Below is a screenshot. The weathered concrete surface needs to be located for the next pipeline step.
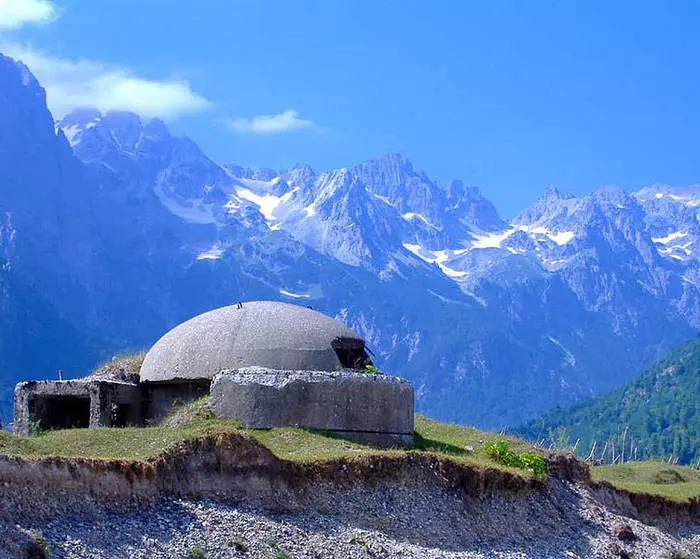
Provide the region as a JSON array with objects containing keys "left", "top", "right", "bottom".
[
  {"left": 14, "top": 379, "right": 140, "bottom": 436},
  {"left": 140, "top": 301, "right": 368, "bottom": 383},
  {"left": 210, "top": 368, "right": 414, "bottom": 447}
]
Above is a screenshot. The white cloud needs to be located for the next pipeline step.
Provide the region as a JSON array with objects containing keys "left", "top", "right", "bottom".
[
  {"left": 229, "top": 109, "right": 322, "bottom": 135},
  {"left": 3, "top": 44, "right": 211, "bottom": 119},
  {"left": 0, "top": 0, "right": 55, "bottom": 29}
]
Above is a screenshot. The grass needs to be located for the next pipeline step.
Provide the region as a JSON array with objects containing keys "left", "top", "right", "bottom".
[
  {"left": 0, "top": 421, "right": 231, "bottom": 460},
  {"left": 591, "top": 461, "right": 700, "bottom": 502},
  {"left": 0, "top": 397, "right": 538, "bottom": 476},
  {"left": 1, "top": 397, "right": 698, "bottom": 501}
]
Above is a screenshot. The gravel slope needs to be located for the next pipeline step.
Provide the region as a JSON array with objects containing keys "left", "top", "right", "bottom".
[{"left": 10, "top": 480, "right": 699, "bottom": 559}]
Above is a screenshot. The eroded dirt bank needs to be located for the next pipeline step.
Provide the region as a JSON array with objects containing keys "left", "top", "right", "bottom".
[{"left": 0, "top": 433, "right": 698, "bottom": 558}]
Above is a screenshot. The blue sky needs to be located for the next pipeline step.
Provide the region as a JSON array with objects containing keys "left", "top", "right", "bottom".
[{"left": 2, "top": 0, "right": 700, "bottom": 216}]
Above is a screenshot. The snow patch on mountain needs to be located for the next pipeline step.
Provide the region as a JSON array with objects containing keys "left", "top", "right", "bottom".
[
  {"left": 548, "top": 336, "right": 576, "bottom": 367},
  {"left": 402, "top": 212, "right": 438, "bottom": 229},
  {"left": 154, "top": 182, "right": 217, "bottom": 225},
  {"left": 652, "top": 231, "right": 688, "bottom": 244},
  {"left": 402, "top": 243, "right": 469, "bottom": 279},
  {"left": 471, "top": 229, "right": 515, "bottom": 249},
  {"left": 197, "top": 245, "right": 224, "bottom": 260},
  {"left": 470, "top": 226, "right": 575, "bottom": 250},
  {"left": 681, "top": 274, "right": 699, "bottom": 289}
]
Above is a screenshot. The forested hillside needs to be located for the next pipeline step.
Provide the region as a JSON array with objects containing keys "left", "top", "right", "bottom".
[{"left": 518, "top": 336, "right": 700, "bottom": 465}]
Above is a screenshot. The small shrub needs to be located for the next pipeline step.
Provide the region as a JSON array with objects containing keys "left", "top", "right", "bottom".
[
  {"left": 484, "top": 439, "right": 513, "bottom": 463},
  {"left": 29, "top": 420, "right": 43, "bottom": 437},
  {"left": 518, "top": 452, "right": 547, "bottom": 476},
  {"left": 349, "top": 535, "right": 368, "bottom": 551},
  {"left": 187, "top": 545, "right": 207, "bottom": 559},
  {"left": 229, "top": 536, "right": 247, "bottom": 553},
  {"left": 663, "top": 551, "right": 689, "bottom": 559},
  {"left": 266, "top": 538, "right": 288, "bottom": 558},
  {"left": 27, "top": 530, "right": 51, "bottom": 558},
  {"left": 361, "top": 364, "right": 378, "bottom": 375},
  {"left": 484, "top": 439, "right": 546, "bottom": 476}
]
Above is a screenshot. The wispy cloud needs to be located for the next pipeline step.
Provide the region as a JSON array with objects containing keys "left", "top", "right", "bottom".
[
  {"left": 0, "top": 0, "right": 56, "bottom": 29},
  {"left": 3, "top": 44, "right": 211, "bottom": 119},
  {"left": 229, "top": 109, "right": 323, "bottom": 135}
]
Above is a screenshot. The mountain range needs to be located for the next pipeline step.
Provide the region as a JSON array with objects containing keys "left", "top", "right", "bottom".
[{"left": 1, "top": 52, "right": 698, "bottom": 429}]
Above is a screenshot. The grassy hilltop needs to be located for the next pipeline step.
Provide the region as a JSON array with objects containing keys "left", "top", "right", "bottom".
[{"left": 0, "top": 398, "right": 698, "bottom": 503}]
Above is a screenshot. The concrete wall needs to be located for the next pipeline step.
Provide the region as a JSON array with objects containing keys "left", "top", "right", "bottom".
[
  {"left": 210, "top": 367, "right": 415, "bottom": 448},
  {"left": 14, "top": 380, "right": 140, "bottom": 435}
]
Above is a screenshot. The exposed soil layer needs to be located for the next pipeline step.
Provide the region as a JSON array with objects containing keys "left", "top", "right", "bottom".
[{"left": 0, "top": 432, "right": 698, "bottom": 558}]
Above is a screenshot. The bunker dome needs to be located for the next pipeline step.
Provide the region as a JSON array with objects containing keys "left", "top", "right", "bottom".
[{"left": 140, "top": 300, "right": 372, "bottom": 382}]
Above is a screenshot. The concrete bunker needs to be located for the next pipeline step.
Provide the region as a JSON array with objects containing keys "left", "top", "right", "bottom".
[
  {"left": 14, "top": 301, "right": 415, "bottom": 447},
  {"left": 14, "top": 379, "right": 141, "bottom": 436},
  {"left": 34, "top": 395, "right": 90, "bottom": 430}
]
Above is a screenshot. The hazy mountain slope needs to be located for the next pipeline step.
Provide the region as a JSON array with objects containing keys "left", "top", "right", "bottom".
[
  {"left": 0, "top": 54, "right": 111, "bottom": 410},
  {"left": 517, "top": 336, "right": 700, "bottom": 465}
]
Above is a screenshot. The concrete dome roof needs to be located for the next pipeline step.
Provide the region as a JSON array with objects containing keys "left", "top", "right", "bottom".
[{"left": 140, "top": 301, "right": 367, "bottom": 382}]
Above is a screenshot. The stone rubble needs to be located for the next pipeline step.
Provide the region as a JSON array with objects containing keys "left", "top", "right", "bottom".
[{"left": 10, "top": 481, "right": 698, "bottom": 559}]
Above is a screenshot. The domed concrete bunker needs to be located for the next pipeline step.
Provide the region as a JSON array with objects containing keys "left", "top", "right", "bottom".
[
  {"left": 140, "top": 301, "right": 374, "bottom": 381},
  {"left": 143, "top": 301, "right": 414, "bottom": 447},
  {"left": 14, "top": 301, "right": 414, "bottom": 447}
]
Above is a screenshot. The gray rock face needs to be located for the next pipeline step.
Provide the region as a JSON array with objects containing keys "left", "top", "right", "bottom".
[
  {"left": 209, "top": 367, "right": 414, "bottom": 448},
  {"left": 140, "top": 301, "right": 367, "bottom": 383}
]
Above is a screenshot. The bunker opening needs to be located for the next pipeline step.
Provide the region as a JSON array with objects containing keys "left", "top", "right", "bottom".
[
  {"left": 31, "top": 395, "right": 90, "bottom": 431},
  {"left": 332, "top": 337, "right": 372, "bottom": 369},
  {"left": 110, "top": 402, "right": 134, "bottom": 427}
]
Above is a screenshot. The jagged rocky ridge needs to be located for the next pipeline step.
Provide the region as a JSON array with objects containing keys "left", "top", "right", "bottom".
[{"left": 1, "top": 52, "right": 699, "bottom": 427}]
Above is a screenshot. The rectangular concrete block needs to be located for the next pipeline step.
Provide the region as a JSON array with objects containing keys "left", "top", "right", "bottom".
[{"left": 210, "top": 367, "right": 414, "bottom": 447}]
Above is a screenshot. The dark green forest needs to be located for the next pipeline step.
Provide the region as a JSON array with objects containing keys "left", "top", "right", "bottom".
[{"left": 517, "top": 336, "right": 700, "bottom": 465}]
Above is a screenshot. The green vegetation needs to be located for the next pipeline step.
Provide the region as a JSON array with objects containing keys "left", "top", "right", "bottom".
[
  {"left": 0, "top": 398, "right": 538, "bottom": 475},
  {"left": 268, "top": 537, "right": 289, "bottom": 557},
  {"left": 361, "top": 364, "right": 378, "bottom": 375},
  {"left": 0, "top": 419, "right": 223, "bottom": 460},
  {"left": 187, "top": 545, "right": 208, "bottom": 559},
  {"left": 1, "top": 397, "right": 697, "bottom": 502},
  {"left": 0, "top": 404, "right": 538, "bottom": 475},
  {"left": 518, "top": 336, "right": 700, "bottom": 465},
  {"left": 484, "top": 439, "right": 546, "bottom": 476},
  {"left": 29, "top": 529, "right": 51, "bottom": 558},
  {"left": 228, "top": 537, "right": 247, "bottom": 553},
  {"left": 663, "top": 550, "right": 691, "bottom": 559},
  {"left": 591, "top": 461, "right": 700, "bottom": 502},
  {"left": 90, "top": 352, "right": 145, "bottom": 378}
]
